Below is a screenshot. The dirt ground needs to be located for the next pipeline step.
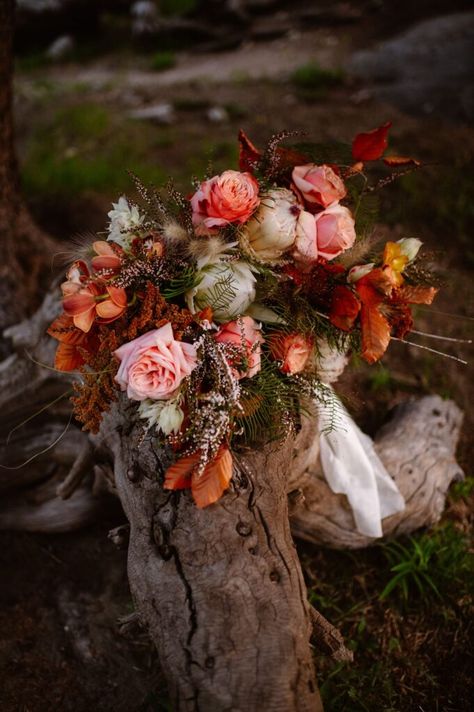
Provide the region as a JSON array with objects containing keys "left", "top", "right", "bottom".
[{"left": 1, "top": 3, "right": 473, "bottom": 711}]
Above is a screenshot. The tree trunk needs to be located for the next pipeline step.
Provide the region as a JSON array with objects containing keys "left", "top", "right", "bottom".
[
  {"left": 0, "top": 0, "right": 56, "bottom": 339},
  {"left": 96, "top": 401, "right": 322, "bottom": 711}
]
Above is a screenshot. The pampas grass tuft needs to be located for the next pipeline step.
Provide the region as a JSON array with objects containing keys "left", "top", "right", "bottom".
[{"left": 162, "top": 220, "right": 189, "bottom": 244}]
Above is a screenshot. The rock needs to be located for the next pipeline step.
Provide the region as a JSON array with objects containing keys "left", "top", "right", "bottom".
[
  {"left": 207, "top": 106, "right": 229, "bottom": 123},
  {"left": 131, "top": 0, "right": 159, "bottom": 37},
  {"left": 349, "top": 12, "right": 474, "bottom": 121},
  {"left": 45, "top": 34, "right": 75, "bottom": 61},
  {"left": 128, "top": 103, "right": 174, "bottom": 124}
]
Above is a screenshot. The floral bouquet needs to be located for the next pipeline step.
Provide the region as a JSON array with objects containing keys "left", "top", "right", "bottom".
[{"left": 48, "top": 125, "right": 438, "bottom": 509}]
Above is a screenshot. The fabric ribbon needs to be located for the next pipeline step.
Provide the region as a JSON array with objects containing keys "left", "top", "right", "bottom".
[{"left": 317, "top": 387, "right": 405, "bottom": 538}]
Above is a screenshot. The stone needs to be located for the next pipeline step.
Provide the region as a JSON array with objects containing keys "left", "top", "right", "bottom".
[{"left": 128, "top": 103, "right": 174, "bottom": 124}]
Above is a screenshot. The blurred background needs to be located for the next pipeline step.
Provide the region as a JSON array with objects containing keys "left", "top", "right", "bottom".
[{"left": 2, "top": 1, "right": 473, "bottom": 710}]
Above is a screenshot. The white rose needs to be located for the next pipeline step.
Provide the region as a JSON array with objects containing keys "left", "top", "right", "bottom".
[
  {"left": 107, "top": 196, "right": 145, "bottom": 249},
  {"left": 138, "top": 398, "right": 184, "bottom": 436},
  {"left": 240, "top": 188, "right": 301, "bottom": 263},
  {"left": 186, "top": 260, "right": 256, "bottom": 322},
  {"left": 397, "top": 238, "right": 422, "bottom": 262}
]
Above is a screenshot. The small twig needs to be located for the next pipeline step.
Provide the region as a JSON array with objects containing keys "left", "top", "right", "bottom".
[{"left": 309, "top": 606, "right": 353, "bottom": 662}]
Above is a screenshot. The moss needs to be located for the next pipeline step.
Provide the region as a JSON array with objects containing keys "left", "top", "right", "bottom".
[
  {"left": 150, "top": 52, "right": 176, "bottom": 72},
  {"left": 291, "top": 63, "right": 344, "bottom": 101}
]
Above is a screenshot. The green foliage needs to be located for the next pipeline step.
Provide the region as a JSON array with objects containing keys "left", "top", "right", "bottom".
[
  {"left": 161, "top": 267, "right": 200, "bottom": 300},
  {"left": 291, "top": 63, "right": 344, "bottom": 100},
  {"left": 450, "top": 475, "right": 474, "bottom": 501},
  {"left": 368, "top": 365, "right": 392, "bottom": 392},
  {"left": 160, "top": 0, "right": 197, "bottom": 16},
  {"left": 150, "top": 51, "right": 176, "bottom": 72},
  {"left": 379, "top": 524, "right": 473, "bottom": 603}
]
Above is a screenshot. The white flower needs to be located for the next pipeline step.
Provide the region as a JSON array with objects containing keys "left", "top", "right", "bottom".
[
  {"left": 397, "top": 238, "right": 422, "bottom": 262},
  {"left": 186, "top": 260, "right": 256, "bottom": 322},
  {"left": 138, "top": 398, "right": 184, "bottom": 436},
  {"left": 347, "top": 263, "right": 375, "bottom": 283},
  {"left": 239, "top": 188, "right": 301, "bottom": 263},
  {"left": 107, "top": 196, "right": 144, "bottom": 249}
]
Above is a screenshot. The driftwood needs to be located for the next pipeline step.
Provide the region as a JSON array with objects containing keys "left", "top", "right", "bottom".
[{"left": 0, "top": 289, "right": 465, "bottom": 709}]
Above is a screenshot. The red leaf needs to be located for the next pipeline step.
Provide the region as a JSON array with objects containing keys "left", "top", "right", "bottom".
[
  {"left": 398, "top": 285, "right": 438, "bottom": 305},
  {"left": 352, "top": 122, "right": 392, "bottom": 161},
  {"left": 192, "top": 446, "right": 233, "bottom": 509},
  {"left": 164, "top": 452, "right": 199, "bottom": 491},
  {"left": 356, "top": 283, "right": 391, "bottom": 364},
  {"left": 329, "top": 286, "right": 360, "bottom": 331},
  {"left": 238, "top": 129, "right": 262, "bottom": 172},
  {"left": 383, "top": 156, "right": 421, "bottom": 167}
]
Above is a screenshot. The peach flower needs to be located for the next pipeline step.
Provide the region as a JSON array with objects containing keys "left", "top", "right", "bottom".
[
  {"left": 294, "top": 203, "right": 356, "bottom": 263},
  {"left": 191, "top": 170, "right": 260, "bottom": 234},
  {"left": 214, "top": 316, "right": 264, "bottom": 379},
  {"left": 114, "top": 324, "right": 197, "bottom": 401},
  {"left": 269, "top": 333, "right": 313, "bottom": 375},
  {"left": 292, "top": 164, "right": 346, "bottom": 209}
]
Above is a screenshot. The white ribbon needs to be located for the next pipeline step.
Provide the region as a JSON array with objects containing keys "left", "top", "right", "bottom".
[{"left": 317, "top": 388, "right": 405, "bottom": 538}]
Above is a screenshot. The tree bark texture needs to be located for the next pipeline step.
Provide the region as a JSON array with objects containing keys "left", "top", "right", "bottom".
[{"left": 95, "top": 404, "right": 322, "bottom": 712}]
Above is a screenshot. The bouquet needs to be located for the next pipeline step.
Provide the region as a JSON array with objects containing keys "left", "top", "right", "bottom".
[{"left": 48, "top": 124, "right": 438, "bottom": 509}]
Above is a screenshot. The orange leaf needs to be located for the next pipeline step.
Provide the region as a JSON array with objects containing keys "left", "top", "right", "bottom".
[
  {"left": 383, "top": 156, "right": 421, "bottom": 167},
  {"left": 54, "top": 342, "right": 86, "bottom": 372},
  {"left": 164, "top": 451, "right": 199, "bottom": 491},
  {"left": 399, "top": 285, "right": 438, "bottom": 305},
  {"left": 329, "top": 286, "right": 360, "bottom": 331},
  {"left": 356, "top": 282, "right": 391, "bottom": 364},
  {"left": 352, "top": 122, "right": 391, "bottom": 161},
  {"left": 192, "top": 446, "right": 233, "bottom": 509},
  {"left": 47, "top": 313, "right": 86, "bottom": 345}
]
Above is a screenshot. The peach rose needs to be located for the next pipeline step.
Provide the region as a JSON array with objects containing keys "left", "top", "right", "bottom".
[
  {"left": 215, "top": 316, "right": 264, "bottom": 379},
  {"left": 114, "top": 323, "right": 197, "bottom": 401},
  {"left": 269, "top": 333, "right": 313, "bottom": 375},
  {"left": 191, "top": 170, "right": 260, "bottom": 234},
  {"left": 294, "top": 203, "right": 356, "bottom": 263},
  {"left": 292, "top": 164, "right": 346, "bottom": 209}
]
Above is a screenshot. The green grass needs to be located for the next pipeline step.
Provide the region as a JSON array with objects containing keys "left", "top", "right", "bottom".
[
  {"left": 291, "top": 63, "right": 344, "bottom": 101},
  {"left": 150, "top": 52, "right": 176, "bottom": 72}
]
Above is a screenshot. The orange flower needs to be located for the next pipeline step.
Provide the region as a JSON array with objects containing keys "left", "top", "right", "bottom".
[
  {"left": 63, "top": 282, "right": 127, "bottom": 332},
  {"left": 91, "top": 241, "right": 123, "bottom": 273},
  {"left": 382, "top": 241, "right": 409, "bottom": 287}
]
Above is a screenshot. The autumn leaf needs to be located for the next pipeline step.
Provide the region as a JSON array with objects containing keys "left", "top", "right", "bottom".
[
  {"left": 238, "top": 129, "right": 261, "bottom": 172},
  {"left": 329, "top": 285, "right": 360, "bottom": 331},
  {"left": 356, "top": 281, "right": 391, "bottom": 364},
  {"left": 399, "top": 285, "right": 438, "bottom": 305},
  {"left": 352, "top": 122, "right": 392, "bottom": 161},
  {"left": 47, "top": 313, "right": 86, "bottom": 345},
  {"left": 54, "top": 342, "right": 86, "bottom": 372},
  {"left": 192, "top": 446, "right": 233, "bottom": 509},
  {"left": 383, "top": 156, "right": 421, "bottom": 167},
  {"left": 164, "top": 451, "right": 199, "bottom": 491}
]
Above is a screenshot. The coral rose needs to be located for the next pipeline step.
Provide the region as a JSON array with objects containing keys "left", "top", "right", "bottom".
[
  {"left": 215, "top": 316, "right": 264, "bottom": 379},
  {"left": 191, "top": 170, "right": 260, "bottom": 234},
  {"left": 114, "top": 323, "right": 197, "bottom": 401},
  {"left": 294, "top": 203, "right": 356, "bottom": 263},
  {"left": 292, "top": 164, "right": 346, "bottom": 209},
  {"left": 269, "top": 333, "right": 313, "bottom": 375}
]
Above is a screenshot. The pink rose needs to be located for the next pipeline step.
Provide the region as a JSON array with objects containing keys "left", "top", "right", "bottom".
[
  {"left": 215, "top": 316, "right": 264, "bottom": 379},
  {"left": 191, "top": 170, "right": 260, "bottom": 234},
  {"left": 292, "top": 164, "right": 346, "bottom": 209},
  {"left": 269, "top": 333, "right": 313, "bottom": 375},
  {"left": 114, "top": 323, "right": 197, "bottom": 401},
  {"left": 294, "top": 203, "right": 356, "bottom": 263}
]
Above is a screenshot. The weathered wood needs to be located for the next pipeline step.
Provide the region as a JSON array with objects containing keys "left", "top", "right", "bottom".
[{"left": 95, "top": 404, "right": 322, "bottom": 711}]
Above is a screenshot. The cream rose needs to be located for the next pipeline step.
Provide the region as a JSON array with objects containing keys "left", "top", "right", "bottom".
[
  {"left": 114, "top": 323, "right": 197, "bottom": 401},
  {"left": 190, "top": 170, "right": 260, "bottom": 234},
  {"left": 294, "top": 203, "right": 356, "bottom": 263},
  {"left": 292, "top": 164, "right": 346, "bottom": 209},
  {"left": 269, "top": 332, "right": 313, "bottom": 374},
  {"left": 240, "top": 188, "right": 301, "bottom": 263}
]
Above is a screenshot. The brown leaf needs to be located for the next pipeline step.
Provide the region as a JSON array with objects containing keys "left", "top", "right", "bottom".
[
  {"left": 54, "top": 342, "right": 86, "bottom": 372},
  {"left": 164, "top": 452, "right": 199, "bottom": 491},
  {"left": 238, "top": 129, "right": 261, "bottom": 172},
  {"left": 329, "top": 286, "right": 360, "bottom": 331},
  {"left": 383, "top": 156, "right": 421, "bottom": 167},
  {"left": 356, "top": 282, "right": 391, "bottom": 364},
  {"left": 192, "top": 446, "right": 233, "bottom": 509},
  {"left": 399, "top": 285, "right": 438, "bottom": 305}
]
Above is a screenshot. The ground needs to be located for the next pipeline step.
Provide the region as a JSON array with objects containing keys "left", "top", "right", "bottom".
[{"left": 1, "top": 4, "right": 473, "bottom": 710}]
